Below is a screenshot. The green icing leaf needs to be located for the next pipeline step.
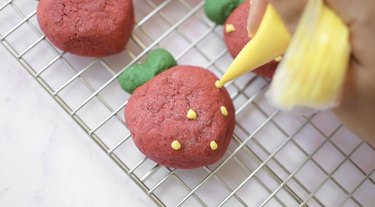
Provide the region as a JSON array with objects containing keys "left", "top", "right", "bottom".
[
  {"left": 204, "top": 0, "right": 244, "bottom": 25},
  {"left": 119, "top": 49, "right": 177, "bottom": 94}
]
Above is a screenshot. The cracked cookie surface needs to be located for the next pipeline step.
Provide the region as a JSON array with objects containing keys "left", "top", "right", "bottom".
[
  {"left": 37, "top": 0, "right": 134, "bottom": 57},
  {"left": 125, "top": 66, "right": 235, "bottom": 169}
]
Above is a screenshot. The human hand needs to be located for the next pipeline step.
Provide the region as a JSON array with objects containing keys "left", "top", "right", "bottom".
[{"left": 248, "top": 0, "right": 375, "bottom": 146}]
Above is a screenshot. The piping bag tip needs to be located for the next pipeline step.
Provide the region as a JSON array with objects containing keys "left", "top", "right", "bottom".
[
  {"left": 218, "top": 4, "right": 291, "bottom": 87},
  {"left": 215, "top": 80, "right": 224, "bottom": 88}
]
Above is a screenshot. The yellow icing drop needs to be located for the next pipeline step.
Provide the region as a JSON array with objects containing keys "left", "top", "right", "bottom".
[
  {"left": 220, "top": 106, "right": 228, "bottom": 117},
  {"left": 186, "top": 109, "right": 197, "bottom": 120},
  {"left": 274, "top": 56, "right": 282, "bottom": 62},
  {"left": 210, "top": 141, "right": 218, "bottom": 151},
  {"left": 215, "top": 80, "right": 223, "bottom": 88},
  {"left": 171, "top": 140, "right": 181, "bottom": 150},
  {"left": 225, "top": 24, "right": 235, "bottom": 33}
]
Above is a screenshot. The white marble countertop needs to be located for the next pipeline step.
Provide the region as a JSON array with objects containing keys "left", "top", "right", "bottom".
[{"left": 0, "top": 44, "right": 155, "bottom": 207}]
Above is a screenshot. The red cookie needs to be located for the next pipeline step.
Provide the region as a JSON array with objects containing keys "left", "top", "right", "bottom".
[
  {"left": 37, "top": 0, "right": 134, "bottom": 57},
  {"left": 125, "top": 66, "right": 235, "bottom": 169},
  {"left": 224, "top": 1, "right": 278, "bottom": 78}
]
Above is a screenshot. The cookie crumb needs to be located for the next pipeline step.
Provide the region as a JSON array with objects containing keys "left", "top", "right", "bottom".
[
  {"left": 210, "top": 141, "right": 218, "bottom": 150},
  {"left": 220, "top": 106, "right": 228, "bottom": 117},
  {"left": 186, "top": 109, "right": 197, "bottom": 120},
  {"left": 225, "top": 24, "right": 236, "bottom": 33},
  {"left": 171, "top": 140, "right": 181, "bottom": 150}
]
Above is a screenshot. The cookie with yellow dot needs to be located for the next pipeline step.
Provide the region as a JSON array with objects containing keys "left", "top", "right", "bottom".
[
  {"left": 125, "top": 65, "right": 235, "bottom": 169},
  {"left": 224, "top": 1, "right": 278, "bottom": 78}
]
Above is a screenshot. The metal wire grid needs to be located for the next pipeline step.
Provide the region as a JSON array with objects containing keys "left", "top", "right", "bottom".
[{"left": 1, "top": 0, "right": 375, "bottom": 206}]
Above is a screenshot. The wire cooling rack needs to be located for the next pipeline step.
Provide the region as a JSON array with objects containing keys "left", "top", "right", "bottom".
[{"left": 2, "top": 0, "right": 375, "bottom": 206}]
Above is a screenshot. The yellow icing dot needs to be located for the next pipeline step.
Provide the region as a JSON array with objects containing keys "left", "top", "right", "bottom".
[
  {"left": 171, "top": 140, "right": 181, "bottom": 150},
  {"left": 220, "top": 106, "right": 228, "bottom": 117},
  {"left": 186, "top": 109, "right": 197, "bottom": 120},
  {"left": 225, "top": 24, "right": 236, "bottom": 33},
  {"left": 274, "top": 56, "right": 282, "bottom": 62},
  {"left": 215, "top": 80, "right": 223, "bottom": 88},
  {"left": 210, "top": 141, "right": 218, "bottom": 151}
]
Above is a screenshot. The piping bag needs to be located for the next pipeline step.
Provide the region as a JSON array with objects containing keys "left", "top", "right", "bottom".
[{"left": 215, "top": 0, "right": 351, "bottom": 110}]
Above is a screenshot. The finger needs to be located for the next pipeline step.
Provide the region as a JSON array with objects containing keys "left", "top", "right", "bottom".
[
  {"left": 326, "top": 0, "right": 375, "bottom": 68},
  {"left": 324, "top": 0, "right": 360, "bottom": 24},
  {"left": 268, "top": 0, "right": 307, "bottom": 34},
  {"left": 247, "top": 0, "right": 267, "bottom": 37}
]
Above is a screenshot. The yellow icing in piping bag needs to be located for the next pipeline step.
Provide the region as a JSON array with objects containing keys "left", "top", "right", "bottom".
[
  {"left": 217, "top": 0, "right": 351, "bottom": 110},
  {"left": 267, "top": 0, "right": 350, "bottom": 109},
  {"left": 215, "top": 5, "right": 291, "bottom": 88}
]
